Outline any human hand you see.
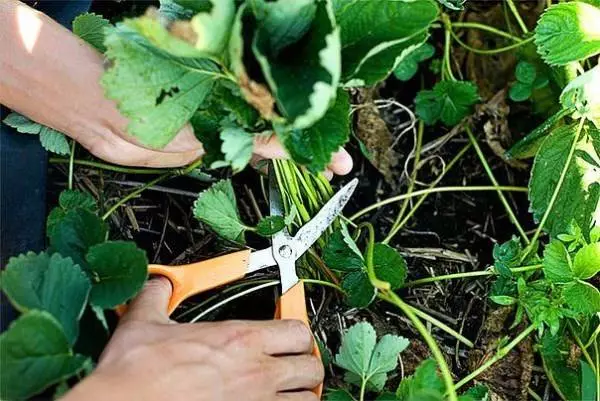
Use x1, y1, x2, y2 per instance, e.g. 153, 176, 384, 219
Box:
62, 278, 324, 401
0, 0, 352, 176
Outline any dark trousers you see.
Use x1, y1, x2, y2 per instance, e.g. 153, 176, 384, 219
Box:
1, 0, 92, 331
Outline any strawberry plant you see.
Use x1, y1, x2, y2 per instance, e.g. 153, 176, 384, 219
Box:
2, 0, 600, 400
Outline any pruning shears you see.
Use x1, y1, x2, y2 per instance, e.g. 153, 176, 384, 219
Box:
146, 171, 358, 398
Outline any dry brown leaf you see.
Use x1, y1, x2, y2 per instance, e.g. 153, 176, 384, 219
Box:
238, 72, 277, 121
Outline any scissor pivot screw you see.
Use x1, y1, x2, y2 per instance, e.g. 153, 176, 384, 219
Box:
278, 245, 293, 259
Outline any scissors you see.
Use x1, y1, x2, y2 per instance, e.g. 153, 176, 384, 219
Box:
146, 172, 358, 398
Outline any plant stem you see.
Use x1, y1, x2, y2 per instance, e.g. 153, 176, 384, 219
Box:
381, 291, 458, 401
528, 387, 543, 401
389, 121, 424, 237
453, 324, 536, 391
301, 278, 342, 292
450, 22, 524, 42
402, 264, 542, 287
359, 378, 367, 401
352, 185, 528, 221
568, 322, 597, 375
466, 126, 529, 243
444, 27, 457, 81
50, 157, 171, 175
68, 140, 76, 190
359, 222, 391, 290
522, 118, 585, 261
407, 304, 474, 347
382, 143, 472, 243
506, 0, 529, 34
450, 31, 535, 55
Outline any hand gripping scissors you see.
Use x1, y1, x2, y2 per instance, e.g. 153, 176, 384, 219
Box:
147, 173, 358, 398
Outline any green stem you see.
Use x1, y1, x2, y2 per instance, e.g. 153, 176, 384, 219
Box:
506, 0, 529, 34
528, 387, 543, 401
402, 264, 542, 287
101, 159, 202, 220
522, 118, 585, 261
382, 143, 472, 243
584, 323, 600, 349
301, 278, 342, 292
450, 22, 524, 42
359, 222, 391, 290
50, 157, 170, 175
68, 141, 76, 190
359, 378, 367, 401
444, 27, 457, 81
352, 185, 528, 221
407, 304, 474, 347
466, 127, 529, 243
453, 324, 536, 391
389, 121, 424, 237
381, 291, 458, 401
450, 31, 535, 55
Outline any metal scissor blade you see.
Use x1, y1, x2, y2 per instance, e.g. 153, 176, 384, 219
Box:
291, 178, 358, 259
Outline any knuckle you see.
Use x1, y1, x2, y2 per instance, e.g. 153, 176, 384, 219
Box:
282, 320, 312, 349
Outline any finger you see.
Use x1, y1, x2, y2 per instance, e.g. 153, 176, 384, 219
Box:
276, 392, 319, 401
225, 320, 313, 355
328, 148, 353, 176
121, 277, 173, 325
83, 131, 203, 168
322, 169, 334, 181
253, 134, 289, 160
273, 355, 324, 391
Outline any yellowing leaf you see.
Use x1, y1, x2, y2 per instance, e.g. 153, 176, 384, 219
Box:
535, 2, 600, 66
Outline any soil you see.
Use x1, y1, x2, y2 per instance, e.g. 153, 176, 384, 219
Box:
44, 1, 565, 400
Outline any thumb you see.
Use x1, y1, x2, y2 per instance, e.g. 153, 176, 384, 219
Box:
121, 277, 173, 324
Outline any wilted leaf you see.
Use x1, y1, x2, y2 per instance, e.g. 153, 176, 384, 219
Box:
535, 2, 600, 66
86, 241, 148, 308
1, 252, 90, 344
193, 180, 247, 242
0, 311, 87, 400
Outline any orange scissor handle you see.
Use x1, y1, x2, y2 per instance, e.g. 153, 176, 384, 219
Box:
149, 249, 252, 315
275, 281, 323, 399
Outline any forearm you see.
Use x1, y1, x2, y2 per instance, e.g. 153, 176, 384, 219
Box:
0, 0, 128, 140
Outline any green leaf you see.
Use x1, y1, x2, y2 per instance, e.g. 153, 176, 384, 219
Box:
159, 0, 195, 20
490, 295, 518, 306
253, 0, 341, 130
535, 2, 600, 66
190, 108, 225, 166
563, 280, 600, 315
2, 112, 70, 155
0, 311, 87, 400
372, 243, 407, 290
334, 322, 409, 391
1, 252, 90, 345
515, 61, 537, 85
529, 123, 600, 238
543, 240, 574, 283
376, 392, 399, 401
560, 65, 600, 128
396, 359, 445, 401
573, 242, 600, 279
214, 127, 254, 172
505, 109, 570, 160
326, 389, 355, 401
86, 241, 148, 308
540, 333, 582, 401
39, 126, 71, 155
72, 13, 110, 52
249, 0, 317, 56
102, 25, 219, 148
393, 42, 435, 81
509, 82, 532, 102
342, 271, 376, 308
334, 0, 438, 86
415, 80, 479, 126
47, 190, 97, 238
323, 229, 364, 272
581, 360, 598, 401
193, 179, 247, 242
282, 89, 350, 172
172, 0, 213, 13
460, 385, 489, 401
255, 216, 285, 236
2, 112, 42, 134
49, 208, 108, 270
189, 0, 236, 56
493, 236, 523, 277
341, 223, 363, 259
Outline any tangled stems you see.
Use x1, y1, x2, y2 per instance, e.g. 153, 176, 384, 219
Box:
466, 127, 530, 243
